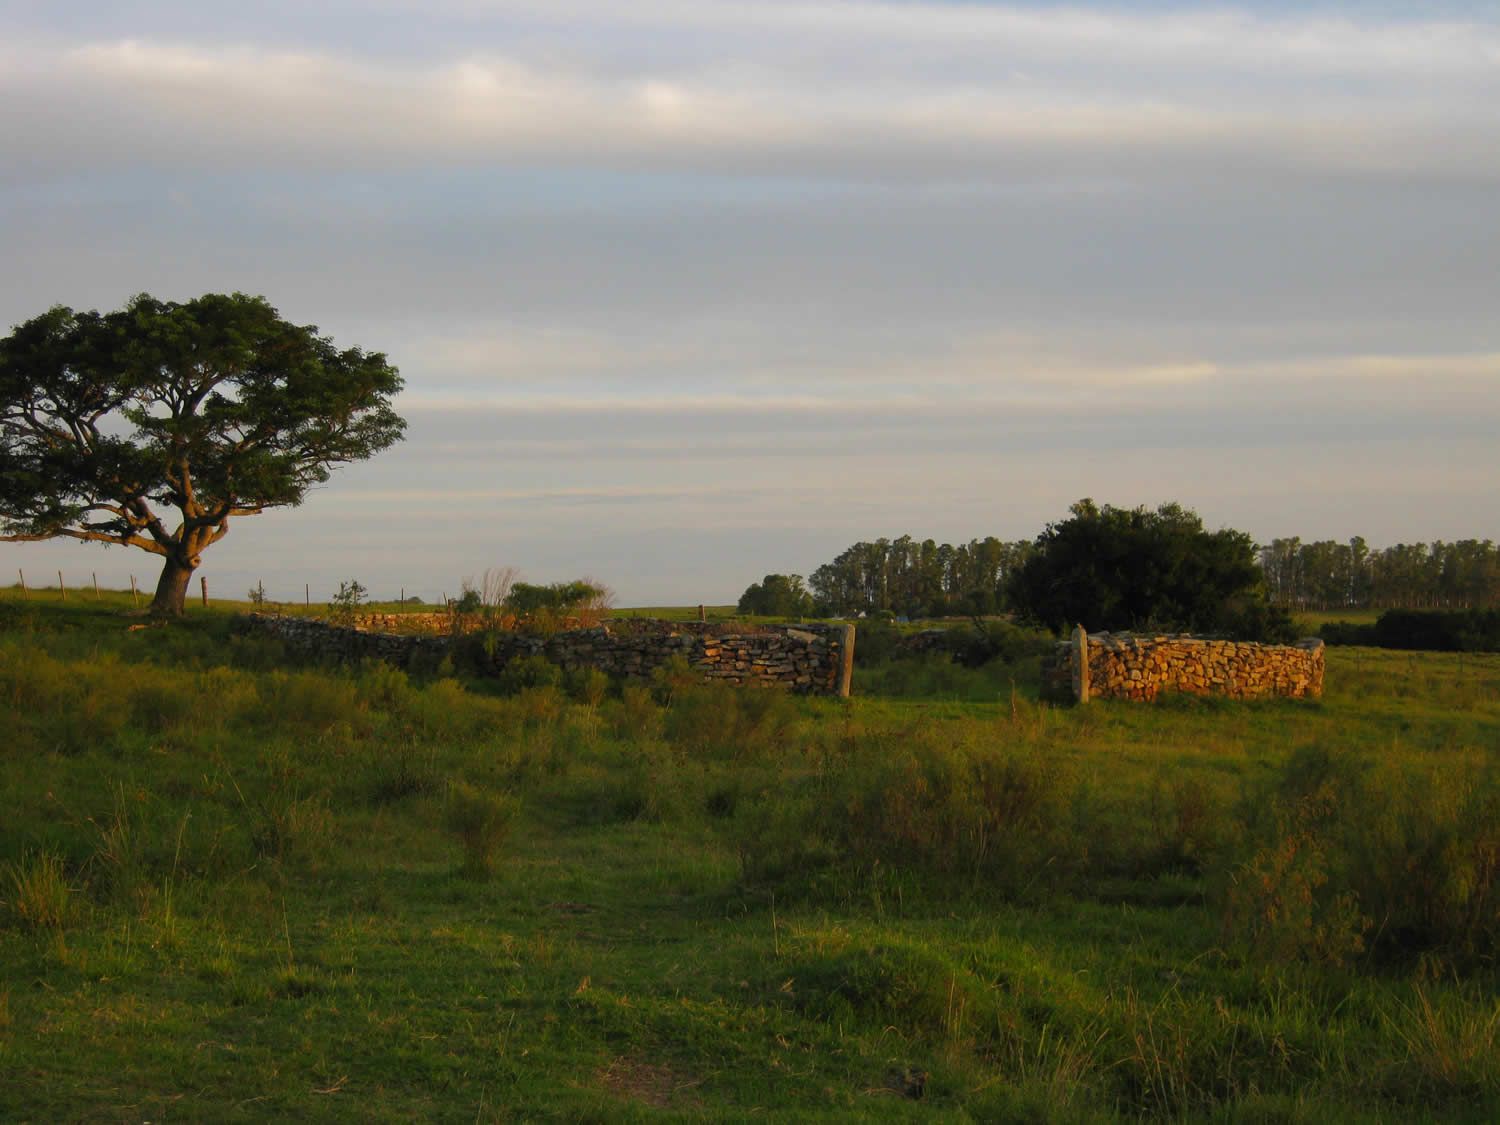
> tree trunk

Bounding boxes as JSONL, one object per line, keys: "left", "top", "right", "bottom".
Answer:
{"left": 149, "top": 555, "right": 195, "bottom": 617}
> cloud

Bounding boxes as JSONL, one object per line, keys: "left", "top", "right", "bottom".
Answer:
{"left": 3, "top": 2, "right": 1499, "bottom": 185}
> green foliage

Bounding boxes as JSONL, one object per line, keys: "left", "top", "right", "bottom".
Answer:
{"left": 1011, "top": 498, "right": 1267, "bottom": 636}
{"left": 328, "top": 578, "right": 368, "bottom": 626}
{"left": 496, "top": 653, "right": 562, "bottom": 695}
{"left": 1323, "top": 608, "right": 1500, "bottom": 652}
{"left": 502, "top": 579, "right": 611, "bottom": 632}
{"left": 0, "top": 293, "right": 405, "bottom": 615}
{"left": 564, "top": 665, "right": 610, "bottom": 707}
{"left": 736, "top": 573, "right": 815, "bottom": 617}
{"left": 809, "top": 534, "right": 1033, "bottom": 618}
{"left": 1217, "top": 746, "right": 1500, "bottom": 966}
{"left": 445, "top": 782, "right": 518, "bottom": 878}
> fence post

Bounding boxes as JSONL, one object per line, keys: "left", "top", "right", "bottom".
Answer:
{"left": 17, "top": 569, "right": 26, "bottom": 599}
{"left": 200, "top": 576, "right": 209, "bottom": 608}
{"left": 837, "top": 624, "right": 856, "bottom": 698}
{"left": 305, "top": 583, "right": 310, "bottom": 610}
{"left": 1071, "top": 624, "right": 1090, "bottom": 704}
{"left": 58, "top": 571, "right": 66, "bottom": 602}
{"left": 93, "top": 572, "right": 100, "bottom": 600}
{"left": 130, "top": 575, "right": 139, "bottom": 609}
{"left": 698, "top": 603, "right": 706, "bottom": 623}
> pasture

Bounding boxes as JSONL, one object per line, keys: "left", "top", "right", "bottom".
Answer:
{"left": 2, "top": 595, "right": 1498, "bottom": 1121}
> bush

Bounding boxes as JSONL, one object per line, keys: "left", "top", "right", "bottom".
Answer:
{"left": 564, "top": 666, "right": 610, "bottom": 707}
{"left": 497, "top": 654, "right": 561, "bottom": 695}
{"left": 1216, "top": 746, "right": 1500, "bottom": 966}
{"left": 446, "top": 782, "right": 519, "bottom": 878}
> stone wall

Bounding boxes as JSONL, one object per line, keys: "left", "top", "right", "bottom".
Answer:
{"left": 239, "top": 614, "right": 856, "bottom": 696}
{"left": 1042, "top": 627, "right": 1324, "bottom": 703}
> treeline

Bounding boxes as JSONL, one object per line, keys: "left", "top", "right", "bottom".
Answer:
{"left": 807, "top": 535, "right": 1034, "bottom": 619}
{"left": 1321, "top": 609, "right": 1500, "bottom": 652}
{"left": 799, "top": 533, "right": 1500, "bottom": 619}
{"left": 1259, "top": 538, "right": 1500, "bottom": 610}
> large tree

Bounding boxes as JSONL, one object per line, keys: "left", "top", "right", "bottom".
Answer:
{"left": 1, "top": 293, "right": 404, "bottom": 615}
{"left": 1009, "top": 499, "right": 1274, "bottom": 637}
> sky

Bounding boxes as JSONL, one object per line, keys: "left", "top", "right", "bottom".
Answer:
{"left": 2, "top": 0, "right": 1498, "bottom": 605}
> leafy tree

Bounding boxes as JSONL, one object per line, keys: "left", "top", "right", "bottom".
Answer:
{"left": 0, "top": 293, "right": 404, "bottom": 615}
{"left": 737, "top": 573, "right": 815, "bottom": 617}
{"left": 1010, "top": 499, "right": 1271, "bottom": 636}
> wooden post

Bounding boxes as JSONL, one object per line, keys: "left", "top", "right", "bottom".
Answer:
{"left": 130, "top": 575, "right": 139, "bottom": 609}
{"left": 200, "top": 576, "right": 209, "bottom": 608}
{"left": 1071, "top": 625, "right": 1090, "bottom": 704}
{"left": 400, "top": 586, "right": 404, "bottom": 607}
{"left": 93, "top": 572, "right": 100, "bottom": 600}
{"left": 305, "top": 583, "right": 310, "bottom": 610}
{"left": 698, "top": 603, "right": 706, "bottom": 623}
{"left": 58, "top": 571, "right": 66, "bottom": 602}
{"left": 837, "top": 623, "right": 856, "bottom": 698}
{"left": 17, "top": 569, "right": 26, "bottom": 599}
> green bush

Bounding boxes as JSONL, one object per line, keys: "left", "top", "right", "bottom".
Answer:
{"left": 497, "top": 653, "right": 561, "bottom": 695}
{"left": 564, "top": 666, "right": 610, "bottom": 707}
{"left": 1216, "top": 747, "right": 1500, "bottom": 966}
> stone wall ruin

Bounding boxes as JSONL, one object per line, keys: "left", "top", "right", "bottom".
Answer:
{"left": 239, "top": 614, "right": 856, "bottom": 696}
{"left": 1043, "top": 626, "right": 1324, "bottom": 703}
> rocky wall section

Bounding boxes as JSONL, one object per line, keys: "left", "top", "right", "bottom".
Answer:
{"left": 1042, "top": 627, "right": 1323, "bottom": 703}
{"left": 240, "top": 614, "right": 856, "bottom": 696}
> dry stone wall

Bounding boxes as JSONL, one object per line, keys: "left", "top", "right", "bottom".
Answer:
{"left": 240, "top": 614, "right": 856, "bottom": 696}
{"left": 1042, "top": 627, "right": 1324, "bottom": 703}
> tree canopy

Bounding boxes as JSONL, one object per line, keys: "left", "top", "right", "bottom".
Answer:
{"left": 1008, "top": 499, "right": 1281, "bottom": 638}
{"left": 0, "top": 293, "right": 404, "bottom": 614}
{"left": 737, "top": 573, "right": 815, "bottom": 617}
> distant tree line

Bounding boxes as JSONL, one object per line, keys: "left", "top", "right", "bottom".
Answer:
{"left": 805, "top": 535, "right": 1034, "bottom": 619}
{"left": 1259, "top": 538, "right": 1500, "bottom": 610}
{"left": 772, "top": 529, "right": 1498, "bottom": 621}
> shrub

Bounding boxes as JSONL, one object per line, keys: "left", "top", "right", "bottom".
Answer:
{"left": 357, "top": 661, "right": 414, "bottom": 715}
{"left": 564, "top": 666, "right": 610, "bottom": 707}
{"left": 497, "top": 654, "right": 561, "bottom": 695}
{"left": 611, "top": 682, "right": 659, "bottom": 741}
{"left": 1216, "top": 746, "right": 1500, "bottom": 966}
{"left": 446, "top": 782, "right": 519, "bottom": 878}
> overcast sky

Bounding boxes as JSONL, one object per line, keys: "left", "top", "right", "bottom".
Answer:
{"left": 2, "top": 0, "right": 1497, "bottom": 604}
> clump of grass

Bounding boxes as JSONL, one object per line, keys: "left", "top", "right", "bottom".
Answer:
{"left": 445, "top": 782, "right": 519, "bottom": 879}
{"left": 3, "top": 851, "right": 73, "bottom": 931}
{"left": 1380, "top": 984, "right": 1500, "bottom": 1100}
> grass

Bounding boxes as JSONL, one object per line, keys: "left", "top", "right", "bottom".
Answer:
{"left": 2, "top": 590, "right": 1499, "bottom": 1119}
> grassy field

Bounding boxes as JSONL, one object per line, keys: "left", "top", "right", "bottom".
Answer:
{"left": 2, "top": 594, "right": 1499, "bottom": 1121}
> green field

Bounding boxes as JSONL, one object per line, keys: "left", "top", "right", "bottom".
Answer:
{"left": 2, "top": 595, "right": 1499, "bottom": 1121}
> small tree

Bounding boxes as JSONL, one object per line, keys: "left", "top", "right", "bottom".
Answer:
{"left": 0, "top": 293, "right": 404, "bottom": 616}
{"left": 329, "top": 579, "right": 368, "bottom": 626}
